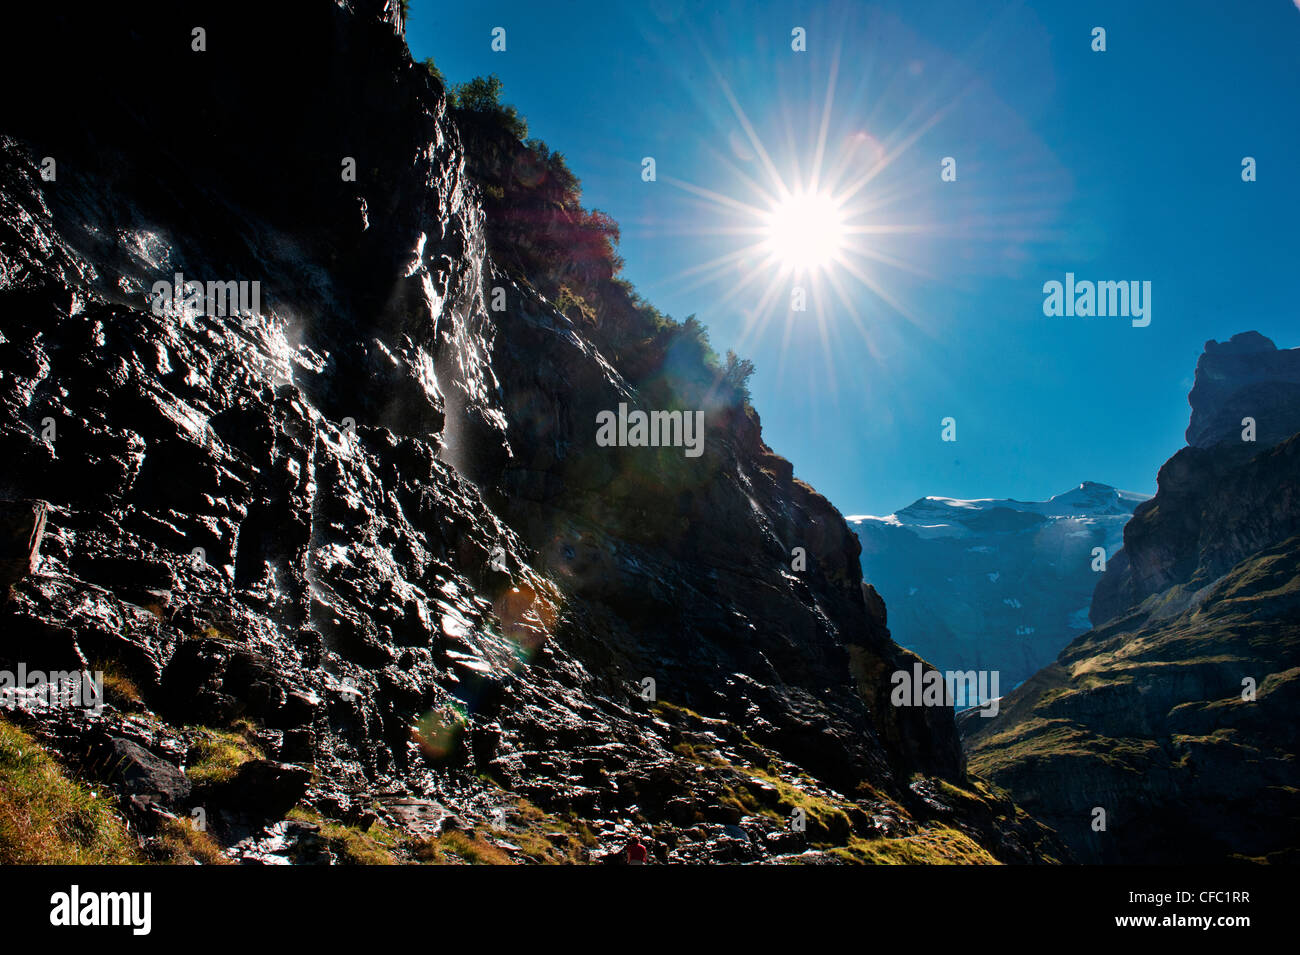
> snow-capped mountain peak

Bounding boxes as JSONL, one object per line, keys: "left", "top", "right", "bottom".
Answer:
{"left": 847, "top": 482, "right": 1149, "bottom": 539}
{"left": 848, "top": 482, "right": 1149, "bottom": 698}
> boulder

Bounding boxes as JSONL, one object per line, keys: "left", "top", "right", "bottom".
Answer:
{"left": 90, "top": 736, "right": 191, "bottom": 806}
{"left": 208, "top": 759, "right": 311, "bottom": 818}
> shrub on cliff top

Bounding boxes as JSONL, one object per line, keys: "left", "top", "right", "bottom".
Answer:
{"left": 452, "top": 74, "right": 527, "bottom": 140}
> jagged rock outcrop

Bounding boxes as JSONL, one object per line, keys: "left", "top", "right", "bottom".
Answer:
{"left": 1185, "top": 331, "right": 1300, "bottom": 450}
{"left": 0, "top": 0, "right": 1056, "bottom": 863}
{"left": 964, "top": 334, "right": 1300, "bottom": 864}
{"left": 852, "top": 483, "right": 1145, "bottom": 701}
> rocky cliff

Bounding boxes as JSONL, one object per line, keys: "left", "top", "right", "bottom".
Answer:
{"left": 0, "top": 0, "right": 1055, "bottom": 864}
{"left": 852, "top": 483, "right": 1146, "bottom": 702}
{"left": 1092, "top": 332, "right": 1300, "bottom": 626}
{"left": 1185, "top": 331, "right": 1300, "bottom": 451}
{"left": 964, "top": 333, "right": 1300, "bottom": 864}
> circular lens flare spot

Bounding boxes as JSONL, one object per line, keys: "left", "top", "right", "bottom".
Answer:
{"left": 765, "top": 190, "right": 845, "bottom": 272}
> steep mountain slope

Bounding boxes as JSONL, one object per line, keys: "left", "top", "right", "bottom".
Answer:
{"left": 964, "top": 334, "right": 1300, "bottom": 864}
{"left": 851, "top": 483, "right": 1146, "bottom": 702}
{"left": 1092, "top": 333, "right": 1300, "bottom": 627}
{"left": 0, "top": 0, "right": 1056, "bottom": 863}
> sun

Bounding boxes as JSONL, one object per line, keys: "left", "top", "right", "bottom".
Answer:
{"left": 764, "top": 190, "right": 845, "bottom": 273}
{"left": 645, "top": 39, "right": 973, "bottom": 376}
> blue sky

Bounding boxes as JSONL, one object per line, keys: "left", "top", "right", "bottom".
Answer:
{"left": 409, "top": 0, "right": 1300, "bottom": 517}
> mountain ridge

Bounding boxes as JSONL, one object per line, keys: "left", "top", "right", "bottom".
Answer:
{"left": 964, "top": 332, "right": 1300, "bottom": 863}
{"left": 851, "top": 481, "right": 1149, "bottom": 533}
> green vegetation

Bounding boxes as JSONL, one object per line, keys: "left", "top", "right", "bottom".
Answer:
{"left": 184, "top": 721, "right": 264, "bottom": 784}
{"left": 494, "top": 799, "right": 598, "bottom": 863}
{"left": 1215, "top": 543, "right": 1300, "bottom": 605}
{"left": 969, "top": 717, "right": 1161, "bottom": 779}
{"left": 156, "top": 816, "right": 230, "bottom": 865}
{"left": 101, "top": 671, "right": 143, "bottom": 711}
{"left": 89, "top": 656, "right": 145, "bottom": 712}
{"left": 652, "top": 697, "right": 1022, "bottom": 863}
{"left": 415, "top": 828, "right": 513, "bottom": 865}
{"left": 0, "top": 716, "right": 141, "bottom": 864}
{"left": 411, "top": 796, "right": 596, "bottom": 865}
{"left": 740, "top": 766, "right": 853, "bottom": 839}
{"left": 287, "top": 807, "right": 403, "bottom": 864}
{"left": 926, "top": 776, "right": 1001, "bottom": 815}
{"left": 722, "top": 349, "right": 757, "bottom": 404}
{"left": 445, "top": 73, "right": 756, "bottom": 410}
{"left": 651, "top": 700, "right": 707, "bottom": 722}
{"left": 658, "top": 700, "right": 876, "bottom": 843}
{"left": 452, "top": 75, "right": 528, "bottom": 139}
{"left": 830, "top": 826, "right": 1001, "bottom": 865}
{"left": 554, "top": 284, "right": 594, "bottom": 323}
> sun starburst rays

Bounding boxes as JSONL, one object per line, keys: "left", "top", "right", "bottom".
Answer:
{"left": 638, "top": 44, "right": 949, "bottom": 384}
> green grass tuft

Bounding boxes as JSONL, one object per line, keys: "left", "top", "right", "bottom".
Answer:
{"left": 0, "top": 716, "right": 141, "bottom": 864}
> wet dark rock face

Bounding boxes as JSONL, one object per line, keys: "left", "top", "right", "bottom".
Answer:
{"left": 966, "top": 335, "right": 1300, "bottom": 864}
{"left": 0, "top": 0, "right": 1054, "bottom": 862}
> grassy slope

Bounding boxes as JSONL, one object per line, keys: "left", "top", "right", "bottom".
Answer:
{"left": 965, "top": 537, "right": 1300, "bottom": 863}
{"left": 0, "top": 716, "right": 141, "bottom": 864}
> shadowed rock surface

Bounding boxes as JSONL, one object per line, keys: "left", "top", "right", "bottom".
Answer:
{"left": 1184, "top": 331, "right": 1300, "bottom": 451}
{"left": 0, "top": 0, "right": 1060, "bottom": 863}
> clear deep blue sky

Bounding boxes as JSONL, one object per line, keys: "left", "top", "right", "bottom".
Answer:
{"left": 409, "top": 0, "right": 1300, "bottom": 517}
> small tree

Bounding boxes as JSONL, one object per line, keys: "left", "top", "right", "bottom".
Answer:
{"left": 452, "top": 75, "right": 527, "bottom": 140}
{"left": 677, "top": 315, "right": 718, "bottom": 370}
{"left": 722, "top": 350, "right": 756, "bottom": 404}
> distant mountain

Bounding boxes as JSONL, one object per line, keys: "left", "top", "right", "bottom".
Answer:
{"left": 965, "top": 332, "right": 1300, "bottom": 864}
{"left": 850, "top": 483, "right": 1148, "bottom": 704}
